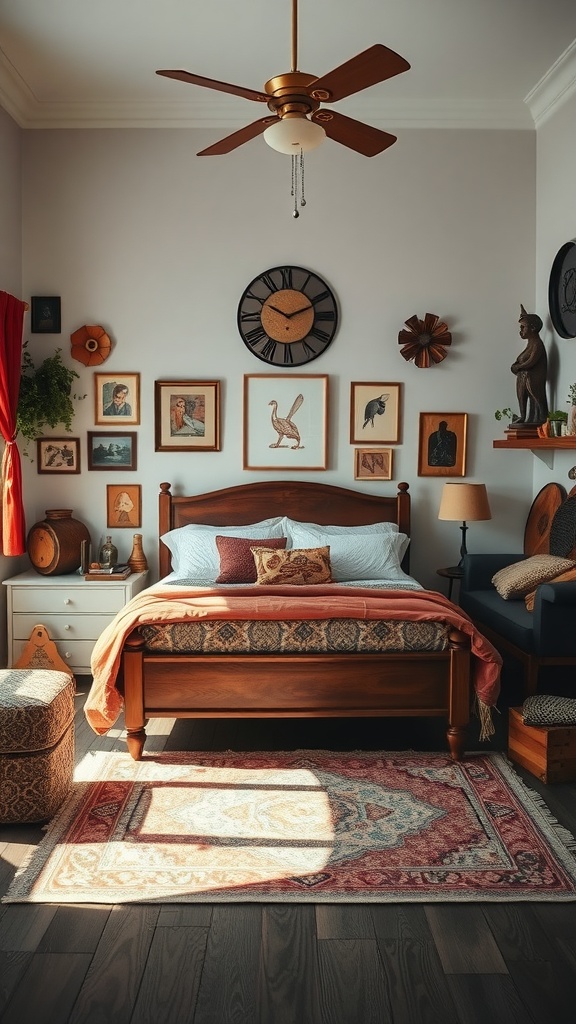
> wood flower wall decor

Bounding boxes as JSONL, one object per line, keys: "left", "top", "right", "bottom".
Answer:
{"left": 398, "top": 313, "right": 452, "bottom": 368}
{"left": 71, "top": 324, "right": 112, "bottom": 365}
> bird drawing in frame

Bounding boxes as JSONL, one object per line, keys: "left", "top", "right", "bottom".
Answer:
{"left": 269, "top": 394, "right": 304, "bottom": 449}
{"left": 363, "top": 393, "right": 389, "bottom": 428}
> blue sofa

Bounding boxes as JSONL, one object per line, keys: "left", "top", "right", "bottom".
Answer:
{"left": 459, "top": 553, "right": 576, "bottom": 695}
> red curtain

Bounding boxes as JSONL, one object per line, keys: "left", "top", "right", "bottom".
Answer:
{"left": 0, "top": 290, "right": 27, "bottom": 555}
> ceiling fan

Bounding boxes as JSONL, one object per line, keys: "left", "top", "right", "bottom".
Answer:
{"left": 156, "top": 0, "right": 410, "bottom": 159}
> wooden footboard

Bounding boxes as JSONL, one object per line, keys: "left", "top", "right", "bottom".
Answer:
{"left": 121, "top": 628, "right": 471, "bottom": 761}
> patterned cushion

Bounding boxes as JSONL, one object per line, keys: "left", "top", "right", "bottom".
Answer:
{"left": 524, "top": 565, "right": 576, "bottom": 611}
{"left": 251, "top": 545, "right": 332, "bottom": 585}
{"left": 215, "top": 535, "right": 287, "bottom": 583}
{"left": 492, "top": 554, "right": 576, "bottom": 600}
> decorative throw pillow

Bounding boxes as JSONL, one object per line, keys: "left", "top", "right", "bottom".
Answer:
{"left": 492, "top": 554, "right": 576, "bottom": 600}
{"left": 215, "top": 535, "right": 287, "bottom": 584}
{"left": 251, "top": 545, "right": 332, "bottom": 585}
{"left": 524, "top": 565, "right": 576, "bottom": 611}
{"left": 286, "top": 522, "right": 410, "bottom": 583}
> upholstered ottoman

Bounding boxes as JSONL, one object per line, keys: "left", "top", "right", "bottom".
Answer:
{"left": 0, "top": 669, "right": 75, "bottom": 823}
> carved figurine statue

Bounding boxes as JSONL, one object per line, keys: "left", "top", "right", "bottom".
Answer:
{"left": 510, "top": 305, "right": 549, "bottom": 427}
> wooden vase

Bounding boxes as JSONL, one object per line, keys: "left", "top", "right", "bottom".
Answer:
{"left": 128, "top": 533, "right": 148, "bottom": 573}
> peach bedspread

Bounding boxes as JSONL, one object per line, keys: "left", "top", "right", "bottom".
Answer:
{"left": 85, "top": 583, "right": 502, "bottom": 736}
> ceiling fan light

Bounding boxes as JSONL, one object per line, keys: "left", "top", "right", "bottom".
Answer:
{"left": 264, "top": 117, "right": 326, "bottom": 154}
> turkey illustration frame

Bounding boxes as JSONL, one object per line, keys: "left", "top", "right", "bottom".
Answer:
{"left": 350, "top": 382, "right": 401, "bottom": 444}
{"left": 243, "top": 374, "right": 328, "bottom": 471}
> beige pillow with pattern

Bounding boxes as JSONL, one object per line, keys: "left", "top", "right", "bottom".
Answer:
{"left": 251, "top": 545, "right": 332, "bottom": 585}
{"left": 524, "top": 565, "right": 576, "bottom": 611}
{"left": 492, "top": 554, "right": 576, "bottom": 600}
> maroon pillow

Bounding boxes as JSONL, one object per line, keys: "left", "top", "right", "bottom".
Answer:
{"left": 215, "top": 535, "right": 287, "bottom": 583}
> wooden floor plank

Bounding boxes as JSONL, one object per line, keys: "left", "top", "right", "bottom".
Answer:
{"left": 481, "top": 904, "right": 555, "bottom": 962}
{"left": 0, "top": 905, "right": 58, "bottom": 953}
{"left": 0, "top": 950, "right": 32, "bottom": 1017}
{"left": 315, "top": 904, "right": 376, "bottom": 940}
{"left": 0, "top": 951, "right": 92, "bottom": 1024}
{"left": 193, "top": 904, "right": 262, "bottom": 1024}
{"left": 446, "top": 973, "right": 537, "bottom": 1024}
{"left": 370, "top": 904, "right": 433, "bottom": 941}
{"left": 316, "top": 938, "right": 391, "bottom": 1024}
{"left": 130, "top": 925, "right": 209, "bottom": 1024}
{"left": 506, "top": 959, "right": 576, "bottom": 1024}
{"left": 377, "top": 938, "right": 460, "bottom": 1024}
{"left": 424, "top": 905, "right": 509, "bottom": 974}
{"left": 37, "top": 904, "right": 112, "bottom": 953}
{"left": 258, "top": 904, "right": 321, "bottom": 1024}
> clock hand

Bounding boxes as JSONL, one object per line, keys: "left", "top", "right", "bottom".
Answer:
{"left": 286, "top": 305, "right": 313, "bottom": 318}
{"left": 266, "top": 304, "right": 290, "bottom": 318}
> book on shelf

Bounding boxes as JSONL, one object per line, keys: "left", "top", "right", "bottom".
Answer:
{"left": 84, "top": 563, "right": 131, "bottom": 581}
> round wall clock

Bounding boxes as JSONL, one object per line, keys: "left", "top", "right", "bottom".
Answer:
{"left": 548, "top": 239, "right": 576, "bottom": 339}
{"left": 237, "top": 265, "right": 338, "bottom": 366}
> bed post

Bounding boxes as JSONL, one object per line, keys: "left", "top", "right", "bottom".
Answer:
{"left": 123, "top": 631, "right": 147, "bottom": 760}
{"left": 446, "top": 628, "right": 471, "bottom": 761}
{"left": 396, "top": 481, "right": 410, "bottom": 537}
{"left": 158, "top": 481, "right": 172, "bottom": 579}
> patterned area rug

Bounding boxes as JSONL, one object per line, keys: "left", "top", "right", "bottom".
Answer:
{"left": 5, "top": 750, "right": 576, "bottom": 903}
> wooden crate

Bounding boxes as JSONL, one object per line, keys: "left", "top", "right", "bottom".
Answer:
{"left": 508, "top": 706, "right": 576, "bottom": 784}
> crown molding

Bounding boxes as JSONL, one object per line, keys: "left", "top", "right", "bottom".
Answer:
{"left": 524, "top": 39, "right": 576, "bottom": 127}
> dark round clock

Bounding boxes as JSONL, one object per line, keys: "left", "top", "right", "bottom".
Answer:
{"left": 237, "top": 265, "right": 338, "bottom": 366}
{"left": 549, "top": 239, "right": 576, "bottom": 339}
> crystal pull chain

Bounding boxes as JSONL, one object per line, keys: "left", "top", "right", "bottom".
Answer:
{"left": 290, "top": 148, "right": 306, "bottom": 218}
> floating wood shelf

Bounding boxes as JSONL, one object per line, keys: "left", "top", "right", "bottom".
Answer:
{"left": 493, "top": 437, "right": 576, "bottom": 450}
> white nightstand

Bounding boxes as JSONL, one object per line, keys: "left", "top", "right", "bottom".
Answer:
{"left": 3, "top": 570, "right": 149, "bottom": 674}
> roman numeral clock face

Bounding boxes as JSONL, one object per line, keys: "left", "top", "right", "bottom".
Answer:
{"left": 237, "top": 266, "right": 338, "bottom": 366}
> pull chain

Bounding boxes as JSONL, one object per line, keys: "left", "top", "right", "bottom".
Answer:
{"left": 290, "top": 148, "right": 306, "bottom": 218}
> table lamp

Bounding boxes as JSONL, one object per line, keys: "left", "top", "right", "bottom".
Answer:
{"left": 438, "top": 482, "right": 492, "bottom": 573}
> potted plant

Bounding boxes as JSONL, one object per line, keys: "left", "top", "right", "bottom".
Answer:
{"left": 547, "top": 409, "right": 568, "bottom": 437}
{"left": 494, "top": 408, "right": 515, "bottom": 426}
{"left": 16, "top": 344, "right": 85, "bottom": 456}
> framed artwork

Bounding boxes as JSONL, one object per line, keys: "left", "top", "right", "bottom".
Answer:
{"left": 31, "top": 296, "right": 61, "bottom": 334}
{"left": 154, "top": 380, "right": 221, "bottom": 452}
{"left": 243, "top": 373, "right": 328, "bottom": 471}
{"left": 36, "top": 437, "right": 80, "bottom": 474}
{"left": 87, "top": 431, "right": 137, "bottom": 470}
{"left": 350, "top": 382, "right": 401, "bottom": 444}
{"left": 418, "top": 412, "right": 468, "bottom": 477}
{"left": 94, "top": 372, "right": 140, "bottom": 425}
{"left": 106, "top": 484, "right": 142, "bottom": 528}
{"left": 354, "top": 447, "right": 392, "bottom": 481}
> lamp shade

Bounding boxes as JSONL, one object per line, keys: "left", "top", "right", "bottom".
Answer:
{"left": 264, "top": 116, "right": 326, "bottom": 154}
{"left": 438, "top": 483, "right": 492, "bottom": 522}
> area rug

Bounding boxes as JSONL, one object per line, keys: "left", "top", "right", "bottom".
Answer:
{"left": 4, "top": 749, "right": 576, "bottom": 903}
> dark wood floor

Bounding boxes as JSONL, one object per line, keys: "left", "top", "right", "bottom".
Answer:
{"left": 1, "top": 662, "right": 576, "bottom": 1024}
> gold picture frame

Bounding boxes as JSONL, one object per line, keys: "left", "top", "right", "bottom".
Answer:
{"left": 354, "top": 447, "right": 393, "bottom": 481}
{"left": 94, "top": 372, "right": 140, "bottom": 425}
{"left": 243, "top": 374, "right": 329, "bottom": 471}
{"left": 350, "top": 382, "right": 401, "bottom": 444}
{"left": 418, "top": 412, "right": 468, "bottom": 477}
{"left": 154, "top": 380, "right": 221, "bottom": 452}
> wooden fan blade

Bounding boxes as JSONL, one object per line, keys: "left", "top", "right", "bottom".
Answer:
{"left": 309, "top": 44, "right": 410, "bottom": 103}
{"left": 312, "top": 110, "right": 396, "bottom": 157}
{"left": 156, "top": 70, "right": 268, "bottom": 103}
{"left": 197, "top": 117, "right": 275, "bottom": 156}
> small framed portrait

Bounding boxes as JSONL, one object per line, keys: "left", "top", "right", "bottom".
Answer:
{"left": 350, "top": 382, "right": 401, "bottom": 444}
{"left": 354, "top": 447, "right": 393, "bottom": 481}
{"left": 36, "top": 437, "right": 80, "bottom": 474}
{"left": 94, "top": 372, "right": 140, "bottom": 425}
{"left": 418, "top": 412, "right": 468, "bottom": 477}
{"left": 31, "top": 296, "right": 61, "bottom": 334}
{"left": 106, "top": 484, "right": 142, "bottom": 528}
{"left": 87, "top": 431, "right": 137, "bottom": 470}
{"left": 243, "top": 373, "right": 329, "bottom": 471}
{"left": 154, "top": 380, "right": 221, "bottom": 452}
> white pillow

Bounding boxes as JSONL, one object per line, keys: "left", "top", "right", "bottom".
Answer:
{"left": 284, "top": 518, "right": 410, "bottom": 564}
{"left": 161, "top": 518, "right": 285, "bottom": 580}
{"left": 286, "top": 522, "right": 410, "bottom": 583}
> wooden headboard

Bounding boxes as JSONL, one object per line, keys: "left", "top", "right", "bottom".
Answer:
{"left": 158, "top": 480, "right": 410, "bottom": 579}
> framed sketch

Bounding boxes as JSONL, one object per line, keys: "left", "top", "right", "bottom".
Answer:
{"left": 87, "top": 431, "right": 137, "bottom": 470}
{"left": 418, "top": 412, "right": 468, "bottom": 477}
{"left": 106, "top": 484, "right": 142, "bottom": 528}
{"left": 94, "top": 372, "right": 140, "bottom": 425}
{"left": 154, "top": 380, "right": 221, "bottom": 452}
{"left": 31, "top": 296, "right": 61, "bottom": 334}
{"left": 354, "top": 447, "right": 392, "bottom": 481}
{"left": 243, "top": 374, "right": 328, "bottom": 471}
{"left": 350, "top": 382, "right": 401, "bottom": 444}
{"left": 36, "top": 437, "right": 80, "bottom": 474}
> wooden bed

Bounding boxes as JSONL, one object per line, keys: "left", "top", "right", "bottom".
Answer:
{"left": 117, "top": 479, "right": 476, "bottom": 761}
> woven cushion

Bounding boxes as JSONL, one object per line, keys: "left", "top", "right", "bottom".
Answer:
{"left": 215, "top": 535, "right": 287, "bottom": 583}
{"left": 522, "top": 694, "right": 576, "bottom": 726}
{"left": 0, "top": 669, "right": 74, "bottom": 753}
{"left": 492, "top": 554, "right": 576, "bottom": 600}
{"left": 252, "top": 545, "right": 332, "bottom": 585}
{"left": 524, "top": 565, "right": 576, "bottom": 611}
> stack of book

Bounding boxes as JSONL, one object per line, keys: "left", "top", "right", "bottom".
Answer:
{"left": 84, "top": 563, "right": 131, "bottom": 581}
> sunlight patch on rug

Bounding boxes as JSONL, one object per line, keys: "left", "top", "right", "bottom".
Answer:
{"left": 4, "top": 750, "right": 576, "bottom": 903}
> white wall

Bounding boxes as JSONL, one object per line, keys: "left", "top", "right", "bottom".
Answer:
{"left": 16, "top": 125, "right": 538, "bottom": 588}
{"left": 533, "top": 91, "right": 576, "bottom": 497}
{"left": 0, "top": 107, "right": 28, "bottom": 663}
